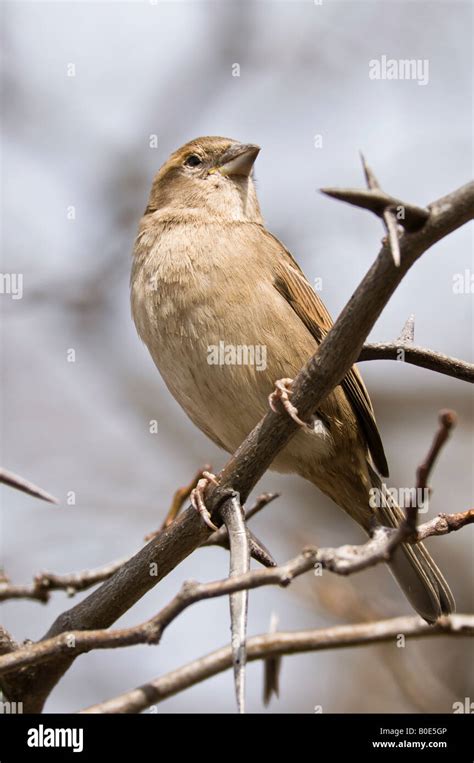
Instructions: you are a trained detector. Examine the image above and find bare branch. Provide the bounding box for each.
[416,410,457,492]
[0,556,131,604]
[0,491,279,605]
[0,493,280,606]
[0,580,49,604]
[415,509,474,541]
[320,187,429,231]
[35,557,132,596]
[0,549,315,677]
[81,614,474,713]
[359,343,474,383]
[1,508,472,679]
[245,492,280,521]
[371,409,458,539]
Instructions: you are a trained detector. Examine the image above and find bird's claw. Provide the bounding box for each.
[190,471,219,531]
[268,378,308,429]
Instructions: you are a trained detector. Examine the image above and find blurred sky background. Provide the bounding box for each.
[1,0,473,713]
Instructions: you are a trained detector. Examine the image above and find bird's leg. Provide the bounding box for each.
[190,471,220,531]
[268,377,310,428]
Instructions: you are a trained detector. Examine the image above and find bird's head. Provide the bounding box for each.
[145,136,263,223]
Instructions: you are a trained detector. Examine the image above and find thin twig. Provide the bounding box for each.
[245,492,280,521]
[359,343,474,382]
[417,410,457,492]
[415,509,474,541]
[406,409,457,529]
[1,508,472,678]
[0,495,278,604]
[80,614,474,713]
[0,580,50,604]
[0,556,131,604]
[0,494,280,605]
[0,550,317,677]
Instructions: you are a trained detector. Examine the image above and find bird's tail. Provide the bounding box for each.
[369,467,455,623]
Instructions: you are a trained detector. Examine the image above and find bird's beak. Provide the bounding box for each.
[215,143,260,178]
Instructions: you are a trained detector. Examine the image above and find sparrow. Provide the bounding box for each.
[130,136,455,622]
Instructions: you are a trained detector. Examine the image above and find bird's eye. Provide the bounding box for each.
[184,154,202,168]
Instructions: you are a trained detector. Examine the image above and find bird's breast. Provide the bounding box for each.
[131,220,333,462]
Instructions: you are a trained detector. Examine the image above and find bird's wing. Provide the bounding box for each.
[265,229,389,477]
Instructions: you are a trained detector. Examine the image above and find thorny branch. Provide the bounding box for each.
[321,186,429,231]
[358,311,474,383]
[0,493,278,605]
[359,343,474,383]
[1,507,472,679]
[322,153,428,265]
[1,174,473,712]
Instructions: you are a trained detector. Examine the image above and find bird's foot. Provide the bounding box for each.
[190,471,219,531]
[268,377,309,429]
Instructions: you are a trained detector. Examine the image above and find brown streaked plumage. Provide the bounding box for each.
[131,136,454,622]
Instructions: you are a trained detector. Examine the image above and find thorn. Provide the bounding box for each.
[0,468,59,504]
[263,612,282,705]
[220,493,250,714]
[397,314,415,344]
[360,151,380,190]
[383,209,401,267]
